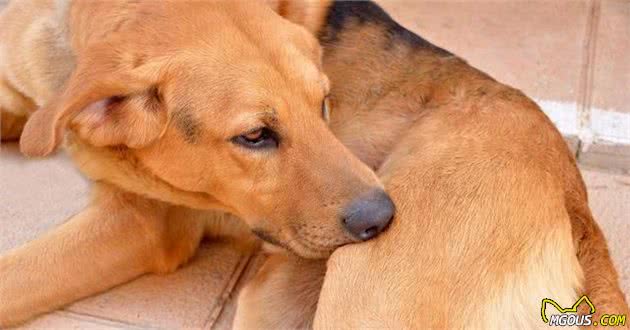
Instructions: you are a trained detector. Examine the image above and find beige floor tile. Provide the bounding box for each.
[0,143,89,253]
[581,167,630,302]
[579,143,630,173]
[64,241,252,329]
[376,0,589,104]
[591,0,630,113]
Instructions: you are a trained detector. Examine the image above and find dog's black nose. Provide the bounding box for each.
[342,189,395,241]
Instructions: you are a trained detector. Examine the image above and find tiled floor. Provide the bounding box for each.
[1,1,629,329]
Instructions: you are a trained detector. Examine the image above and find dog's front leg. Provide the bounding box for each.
[0,182,205,327]
[233,253,326,330]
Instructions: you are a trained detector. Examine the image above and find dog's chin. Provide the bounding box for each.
[285,240,335,259]
[261,242,332,259]
[252,229,335,259]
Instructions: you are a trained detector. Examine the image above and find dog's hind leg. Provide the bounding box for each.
[561,169,630,319]
[233,253,326,330]
[0,182,205,327]
[572,207,629,319]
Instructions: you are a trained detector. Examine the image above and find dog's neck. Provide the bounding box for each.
[317,1,496,170]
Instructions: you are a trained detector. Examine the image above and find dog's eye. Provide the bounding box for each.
[322,96,331,122]
[232,127,279,149]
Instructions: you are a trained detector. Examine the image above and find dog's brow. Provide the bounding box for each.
[172,108,202,144]
[257,108,278,126]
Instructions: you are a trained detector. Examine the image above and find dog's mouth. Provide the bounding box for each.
[251,228,339,259]
[251,229,286,248]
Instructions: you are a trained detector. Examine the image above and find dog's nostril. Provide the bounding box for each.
[360,226,380,240]
[342,188,395,241]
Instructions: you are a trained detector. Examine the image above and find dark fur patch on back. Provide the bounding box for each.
[319,1,452,55]
[172,108,201,144]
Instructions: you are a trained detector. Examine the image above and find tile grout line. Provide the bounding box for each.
[203,251,256,329]
[576,0,601,157]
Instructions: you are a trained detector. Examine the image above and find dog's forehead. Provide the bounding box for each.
[163,42,325,122]
[280,44,322,83]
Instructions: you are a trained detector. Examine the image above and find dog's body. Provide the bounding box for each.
[0,0,395,326]
[235,2,630,329]
[0,0,627,328]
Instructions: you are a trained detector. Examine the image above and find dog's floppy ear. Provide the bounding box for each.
[267,0,332,35]
[20,46,167,157]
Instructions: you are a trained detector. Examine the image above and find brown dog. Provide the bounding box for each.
[0,0,395,326]
[234,1,630,329]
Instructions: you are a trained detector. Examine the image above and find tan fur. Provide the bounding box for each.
[0,0,385,326]
[265,0,332,36]
[1,0,627,327]
[235,2,629,329]
[234,253,326,330]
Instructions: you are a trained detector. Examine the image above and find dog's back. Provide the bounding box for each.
[298,2,629,327]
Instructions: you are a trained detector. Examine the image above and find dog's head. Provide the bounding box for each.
[19,1,394,258]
